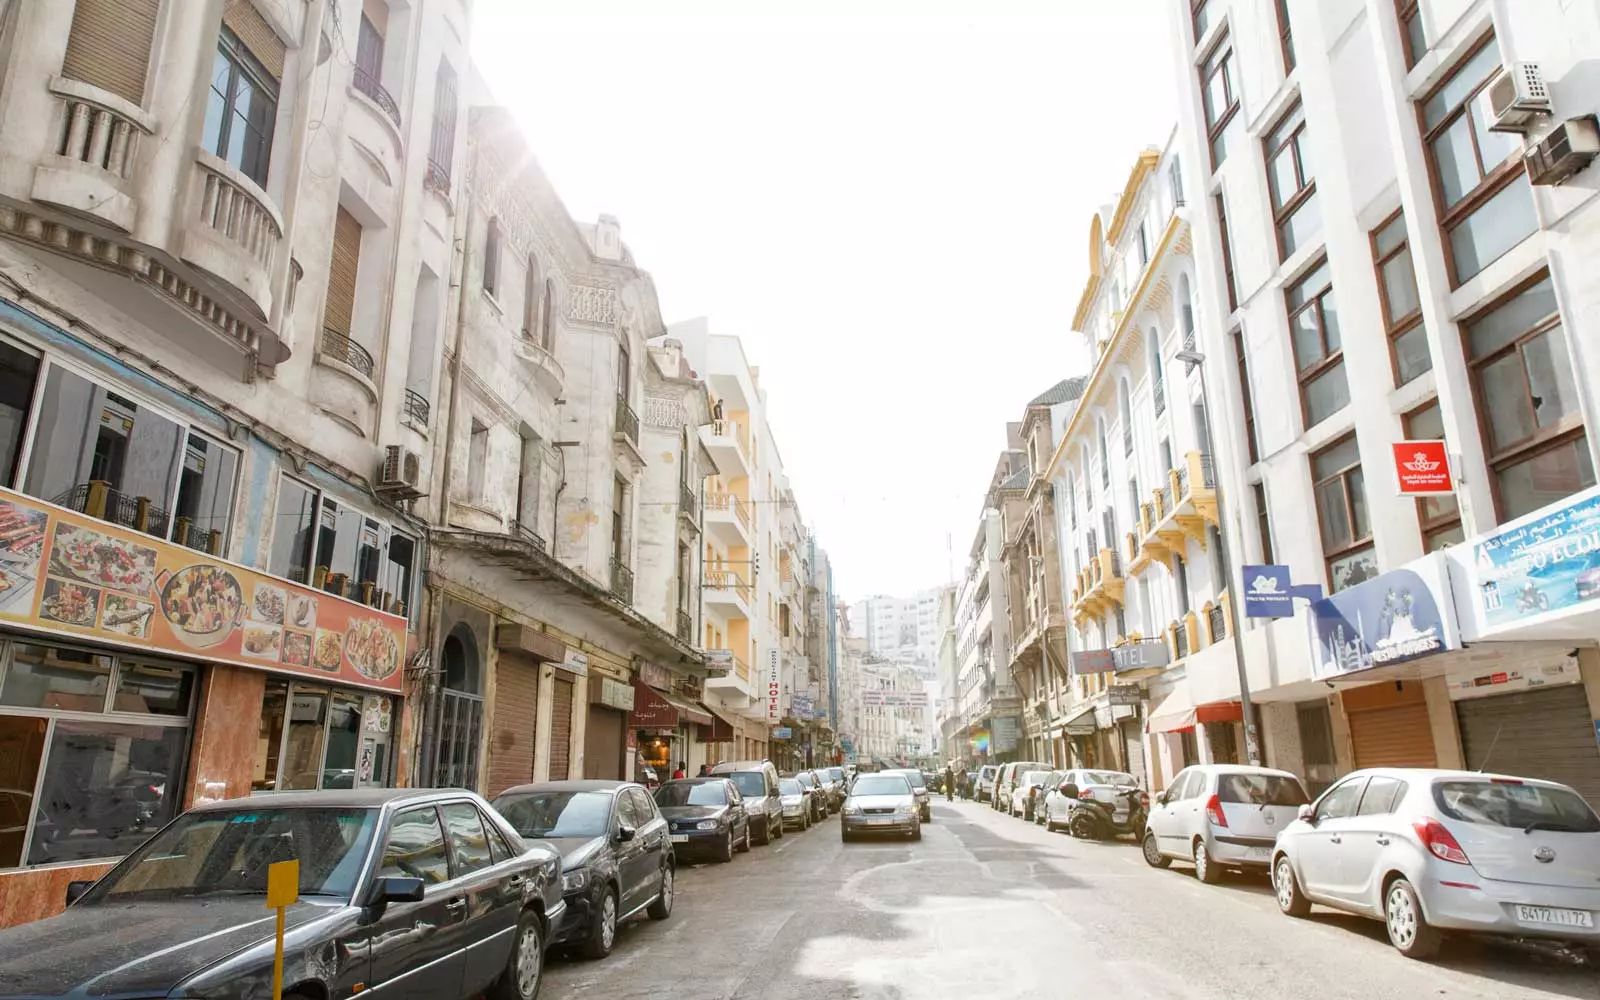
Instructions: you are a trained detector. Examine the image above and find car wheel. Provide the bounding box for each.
[738,825,752,853]
[720,830,735,863]
[1142,831,1170,869]
[581,887,617,960]
[487,910,544,1000]
[647,865,674,921]
[1193,839,1222,885]
[1274,855,1311,918]
[911,821,922,841]
[1384,877,1441,959]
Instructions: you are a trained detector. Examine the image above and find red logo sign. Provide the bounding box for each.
[1392,440,1453,495]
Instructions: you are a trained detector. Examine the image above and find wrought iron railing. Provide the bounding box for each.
[353,66,402,128]
[676,608,694,643]
[510,520,547,553]
[321,327,374,377]
[1207,603,1227,644]
[679,480,698,521]
[1160,481,1174,514]
[610,559,634,604]
[1153,376,1166,415]
[1176,464,1190,497]
[403,388,431,428]
[1200,452,1217,489]
[1173,621,1189,660]
[51,482,170,538]
[171,517,222,555]
[424,158,451,196]
[614,396,639,445]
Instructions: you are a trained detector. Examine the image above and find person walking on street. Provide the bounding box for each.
[697,763,709,776]
[943,765,954,802]
[672,761,687,780]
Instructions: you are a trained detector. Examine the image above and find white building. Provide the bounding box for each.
[860,588,942,672]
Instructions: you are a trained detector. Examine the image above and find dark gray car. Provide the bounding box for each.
[0,788,565,1000]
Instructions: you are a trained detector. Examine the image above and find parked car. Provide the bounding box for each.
[822,767,847,810]
[841,772,922,842]
[794,770,828,821]
[1142,765,1310,884]
[883,767,931,820]
[653,777,750,863]
[1271,768,1600,960]
[710,760,784,844]
[493,780,674,961]
[975,764,999,803]
[1008,768,1056,821]
[1041,768,1144,835]
[995,761,1050,811]
[778,778,813,830]
[0,789,563,1000]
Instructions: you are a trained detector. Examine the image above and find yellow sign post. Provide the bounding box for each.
[265,859,300,1000]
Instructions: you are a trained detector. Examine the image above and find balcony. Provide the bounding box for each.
[1136,451,1219,567]
[352,66,402,130]
[703,569,752,617]
[610,559,635,604]
[703,419,751,476]
[1070,547,1125,625]
[509,335,565,397]
[679,481,699,526]
[52,481,170,540]
[32,78,154,234]
[704,491,752,545]
[181,148,284,321]
[403,387,431,430]
[509,519,548,554]
[613,396,640,447]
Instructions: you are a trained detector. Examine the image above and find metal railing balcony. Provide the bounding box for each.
[610,559,634,604]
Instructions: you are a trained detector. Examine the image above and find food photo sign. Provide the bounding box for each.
[0,486,405,693]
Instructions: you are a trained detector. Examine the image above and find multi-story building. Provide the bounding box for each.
[860,588,942,672]
[936,583,960,758]
[1154,0,1600,799]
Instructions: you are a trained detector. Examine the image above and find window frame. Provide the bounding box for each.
[1285,258,1346,429]
[482,218,501,296]
[268,472,420,621]
[1370,210,1431,387]
[204,27,279,188]
[1190,0,1212,44]
[1252,482,1275,564]
[1214,193,1239,312]
[1231,328,1258,465]
[1402,399,1463,551]
[1396,0,1424,70]
[1200,33,1242,171]
[1263,100,1317,261]
[1310,435,1374,591]
[254,676,394,795]
[1275,0,1296,72]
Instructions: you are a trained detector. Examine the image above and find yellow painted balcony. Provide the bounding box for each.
[1071,547,1125,625]
[705,491,753,545]
[704,419,752,475]
[1137,451,1220,567]
[703,568,752,618]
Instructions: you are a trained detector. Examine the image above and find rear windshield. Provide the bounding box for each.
[1433,780,1600,832]
[779,779,802,795]
[1218,773,1309,807]
[892,770,926,789]
[1083,771,1138,787]
[979,766,997,778]
[726,772,767,798]
[1021,770,1052,786]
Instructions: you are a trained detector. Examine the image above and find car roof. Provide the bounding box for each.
[659,776,728,784]
[1190,764,1300,778]
[496,780,639,796]
[188,788,469,812]
[1345,766,1573,787]
[710,760,771,771]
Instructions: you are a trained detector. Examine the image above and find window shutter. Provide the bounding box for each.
[222,0,285,81]
[324,208,362,334]
[362,0,390,38]
[429,61,459,174]
[61,0,160,105]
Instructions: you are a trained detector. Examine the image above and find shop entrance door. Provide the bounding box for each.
[584,706,625,779]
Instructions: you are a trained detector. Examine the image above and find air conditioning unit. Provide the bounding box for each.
[376,445,425,500]
[1524,115,1600,186]
[1484,62,1551,133]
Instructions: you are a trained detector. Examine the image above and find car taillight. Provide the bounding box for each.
[1138,791,1150,808]
[1412,817,1471,865]
[1204,794,1228,828]
[1078,788,1094,801]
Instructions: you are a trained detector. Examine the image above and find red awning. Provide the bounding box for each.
[697,704,736,742]
[1146,685,1243,733]
[628,681,712,730]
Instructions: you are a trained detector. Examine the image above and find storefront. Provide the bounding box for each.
[1448,656,1600,804]
[485,623,566,797]
[585,676,635,780]
[629,674,712,777]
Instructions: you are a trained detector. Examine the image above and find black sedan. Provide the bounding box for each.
[0,788,564,1000]
[653,777,751,862]
[493,780,674,960]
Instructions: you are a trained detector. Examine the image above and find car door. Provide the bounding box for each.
[612,789,651,914]
[1153,771,1195,851]
[724,780,747,841]
[630,787,670,900]
[439,802,519,998]
[364,805,465,999]
[1295,776,1368,901]
[1340,776,1408,910]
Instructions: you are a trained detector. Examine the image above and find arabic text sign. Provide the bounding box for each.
[791,693,814,718]
[1392,440,1453,495]
[0,487,405,691]
[1468,486,1600,633]
[1308,555,1455,680]
[1071,649,1115,674]
[1242,565,1293,618]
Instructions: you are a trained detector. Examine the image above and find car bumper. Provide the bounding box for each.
[1207,834,1276,868]
[667,827,731,855]
[1420,872,1600,941]
[554,888,598,945]
[843,814,917,834]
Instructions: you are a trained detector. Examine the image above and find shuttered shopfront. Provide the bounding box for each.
[1457,683,1600,806]
[487,657,539,796]
[1343,681,1437,769]
[1119,718,1145,785]
[548,677,573,780]
[584,706,625,779]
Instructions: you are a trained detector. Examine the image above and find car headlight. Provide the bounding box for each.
[561,868,590,893]
[696,820,719,830]
[843,803,861,815]
[896,805,915,816]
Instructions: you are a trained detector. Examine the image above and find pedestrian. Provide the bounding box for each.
[697,763,709,776]
[672,761,686,780]
[943,765,954,802]
[956,769,969,800]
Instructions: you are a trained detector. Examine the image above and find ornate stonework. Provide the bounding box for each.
[643,393,684,429]
[567,281,618,327]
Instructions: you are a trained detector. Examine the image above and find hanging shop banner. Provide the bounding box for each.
[1308,553,1457,680]
[1242,565,1293,618]
[791,693,814,718]
[1070,648,1115,674]
[772,726,793,740]
[1457,486,1600,637]
[704,648,733,678]
[992,715,1020,752]
[1111,638,1169,673]
[1108,684,1142,708]
[1446,656,1583,701]
[0,487,405,692]
[1392,440,1454,495]
[767,649,781,723]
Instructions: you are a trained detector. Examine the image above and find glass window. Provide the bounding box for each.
[270,476,317,584]
[1356,776,1408,816]
[112,662,196,716]
[1371,212,1431,386]
[1200,34,1241,170]
[0,341,39,488]
[1314,777,1368,821]
[1264,102,1319,260]
[1312,436,1374,592]
[377,806,451,885]
[1285,260,1345,427]
[322,690,362,789]
[202,28,278,187]
[628,787,657,822]
[1,643,112,711]
[1275,0,1296,71]
[1191,0,1212,41]
[28,719,188,866]
[494,790,615,839]
[255,678,287,791]
[1448,174,1539,283]
[485,814,517,863]
[279,688,327,791]
[440,802,493,876]
[655,782,728,807]
[1397,0,1425,68]
[1218,773,1308,806]
[172,433,237,554]
[1404,402,1462,549]
[1432,779,1600,831]
[1496,437,1596,522]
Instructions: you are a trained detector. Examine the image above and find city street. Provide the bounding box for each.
[545,800,1598,1000]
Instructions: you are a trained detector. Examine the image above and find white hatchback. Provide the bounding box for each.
[1142,764,1310,882]
[1272,768,1600,960]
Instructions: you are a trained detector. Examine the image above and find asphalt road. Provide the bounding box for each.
[542,798,1599,1000]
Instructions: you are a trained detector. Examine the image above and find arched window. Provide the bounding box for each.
[1147,325,1165,415]
[1096,417,1111,490]
[1177,274,1195,349]
[522,253,541,340]
[539,277,555,349]
[1117,379,1133,456]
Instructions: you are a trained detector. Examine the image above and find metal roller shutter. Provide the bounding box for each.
[1348,703,1436,768]
[487,659,539,797]
[61,0,160,104]
[549,677,573,780]
[324,208,362,334]
[1457,685,1600,806]
[584,707,625,780]
[222,0,286,81]
[1120,719,1145,786]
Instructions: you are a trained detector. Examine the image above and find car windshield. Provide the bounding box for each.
[779,779,803,795]
[655,782,726,807]
[852,775,911,796]
[797,773,817,788]
[1082,771,1138,787]
[1433,780,1600,832]
[892,770,926,789]
[86,807,378,903]
[827,768,843,781]
[1219,774,1310,807]
[494,790,614,838]
[1021,770,1052,786]
[726,771,767,798]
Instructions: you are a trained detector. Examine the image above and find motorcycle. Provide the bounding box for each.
[1517,581,1550,613]
[1065,784,1149,841]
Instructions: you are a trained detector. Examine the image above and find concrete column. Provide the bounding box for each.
[532,664,554,781]
[1330,693,1355,775]
[570,675,590,780]
[1260,701,1305,776]
[1422,675,1465,769]
[0,0,77,193]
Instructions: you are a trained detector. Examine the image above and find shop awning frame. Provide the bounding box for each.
[1146,686,1242,734]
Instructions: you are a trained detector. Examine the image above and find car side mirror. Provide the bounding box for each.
[370,876,426,904]
[616,825,637,843]
[1058,783,1080,799]
[64,880,93,906]
[1297,804,1315,824]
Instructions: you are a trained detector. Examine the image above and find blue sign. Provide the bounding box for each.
[1242,565,1293,618]
[1469,487,1600,633]
[772,726,793,739]
[1309,555,1455,680]
[791,694,814,719]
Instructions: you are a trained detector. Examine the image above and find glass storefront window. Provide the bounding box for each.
[0,714,46,868]
[323,691,362,789]
[1,644,113,712]
[269,478,419,619]
[255,680,288,791]
[27,719,187,866]
[253,680,393,792]
[113,662,196,716]
[0,341,39,489]
[280,688,328,791]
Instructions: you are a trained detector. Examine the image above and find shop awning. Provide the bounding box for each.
[1146,687,1243,734]
[1059,705,1098,737]
[697,704,737,742]
[629,681,713,730]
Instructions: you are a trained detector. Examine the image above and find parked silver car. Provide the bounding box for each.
[1142,765,1309,882]
[841,772,921,842]
[1272,768,1600,960]
[709,761,784,845]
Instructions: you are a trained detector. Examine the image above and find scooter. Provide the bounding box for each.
[1066,786,1149,841]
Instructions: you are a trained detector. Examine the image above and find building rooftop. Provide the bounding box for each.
[1028,377,1088,407]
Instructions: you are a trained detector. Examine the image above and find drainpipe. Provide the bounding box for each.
[270,0,332,365]
[434,159,472,528]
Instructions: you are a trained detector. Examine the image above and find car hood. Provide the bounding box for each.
[848,794,913,810]
[538,835,609,870]
[780,794,805,806]
[657,805,725,822]
[0,897,339,998]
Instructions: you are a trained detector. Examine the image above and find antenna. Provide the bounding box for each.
[1476,722,1504,774]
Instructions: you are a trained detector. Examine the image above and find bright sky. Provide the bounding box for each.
[473,0,1178,601]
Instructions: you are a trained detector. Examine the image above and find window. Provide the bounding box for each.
[202,28,278,187]
[1118,383,1133,456]
[440,802,493,876]
[0,337,38,488]
[540,279,556,350]
[1397,0,1425,69]
[482,218,503,295]
[1190,0,1213,43]
[1147,326,1166,416]
[1275,0,1296,72]
[269,477,418,616]
[378,806,451,884]
[617,345,630,401]
[1314,777,1369,821]
[1462,275,1593,521]
[427,60,458,189]
[355,8,386,90]
[253,680,392,793]
[1371,212,1431,385]
[522,255,542,342]
[467,420,488,501]
[1097,421,1110,490]
[1285,259,1347,428]
[1231,329,1258,464]
[1420,38,1537,286]
[611,477,628,567]
[1169,157,1185,207]
[1174,556,1190,615]
[1136,223,1150,267]
[1214,194,1238,311]
[1356,776,1408,816]
[1264,102,1320,259]
[1403,402,1463,550]
[1253,483,1275,564]
[1311,436,1377,592]
[0,640,194,869]
[1200,35,1242,169]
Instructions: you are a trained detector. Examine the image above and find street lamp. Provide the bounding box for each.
[1174,349,1261,766]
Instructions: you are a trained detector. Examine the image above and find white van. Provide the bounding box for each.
[710,760,785,844]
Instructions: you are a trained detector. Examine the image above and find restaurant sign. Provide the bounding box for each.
[0,487,405,692]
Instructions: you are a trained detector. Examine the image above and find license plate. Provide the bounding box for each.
[1514,905,1594,928]
[670,834,689,843]
[866,816,896,825]
[1247,847,1272,861]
